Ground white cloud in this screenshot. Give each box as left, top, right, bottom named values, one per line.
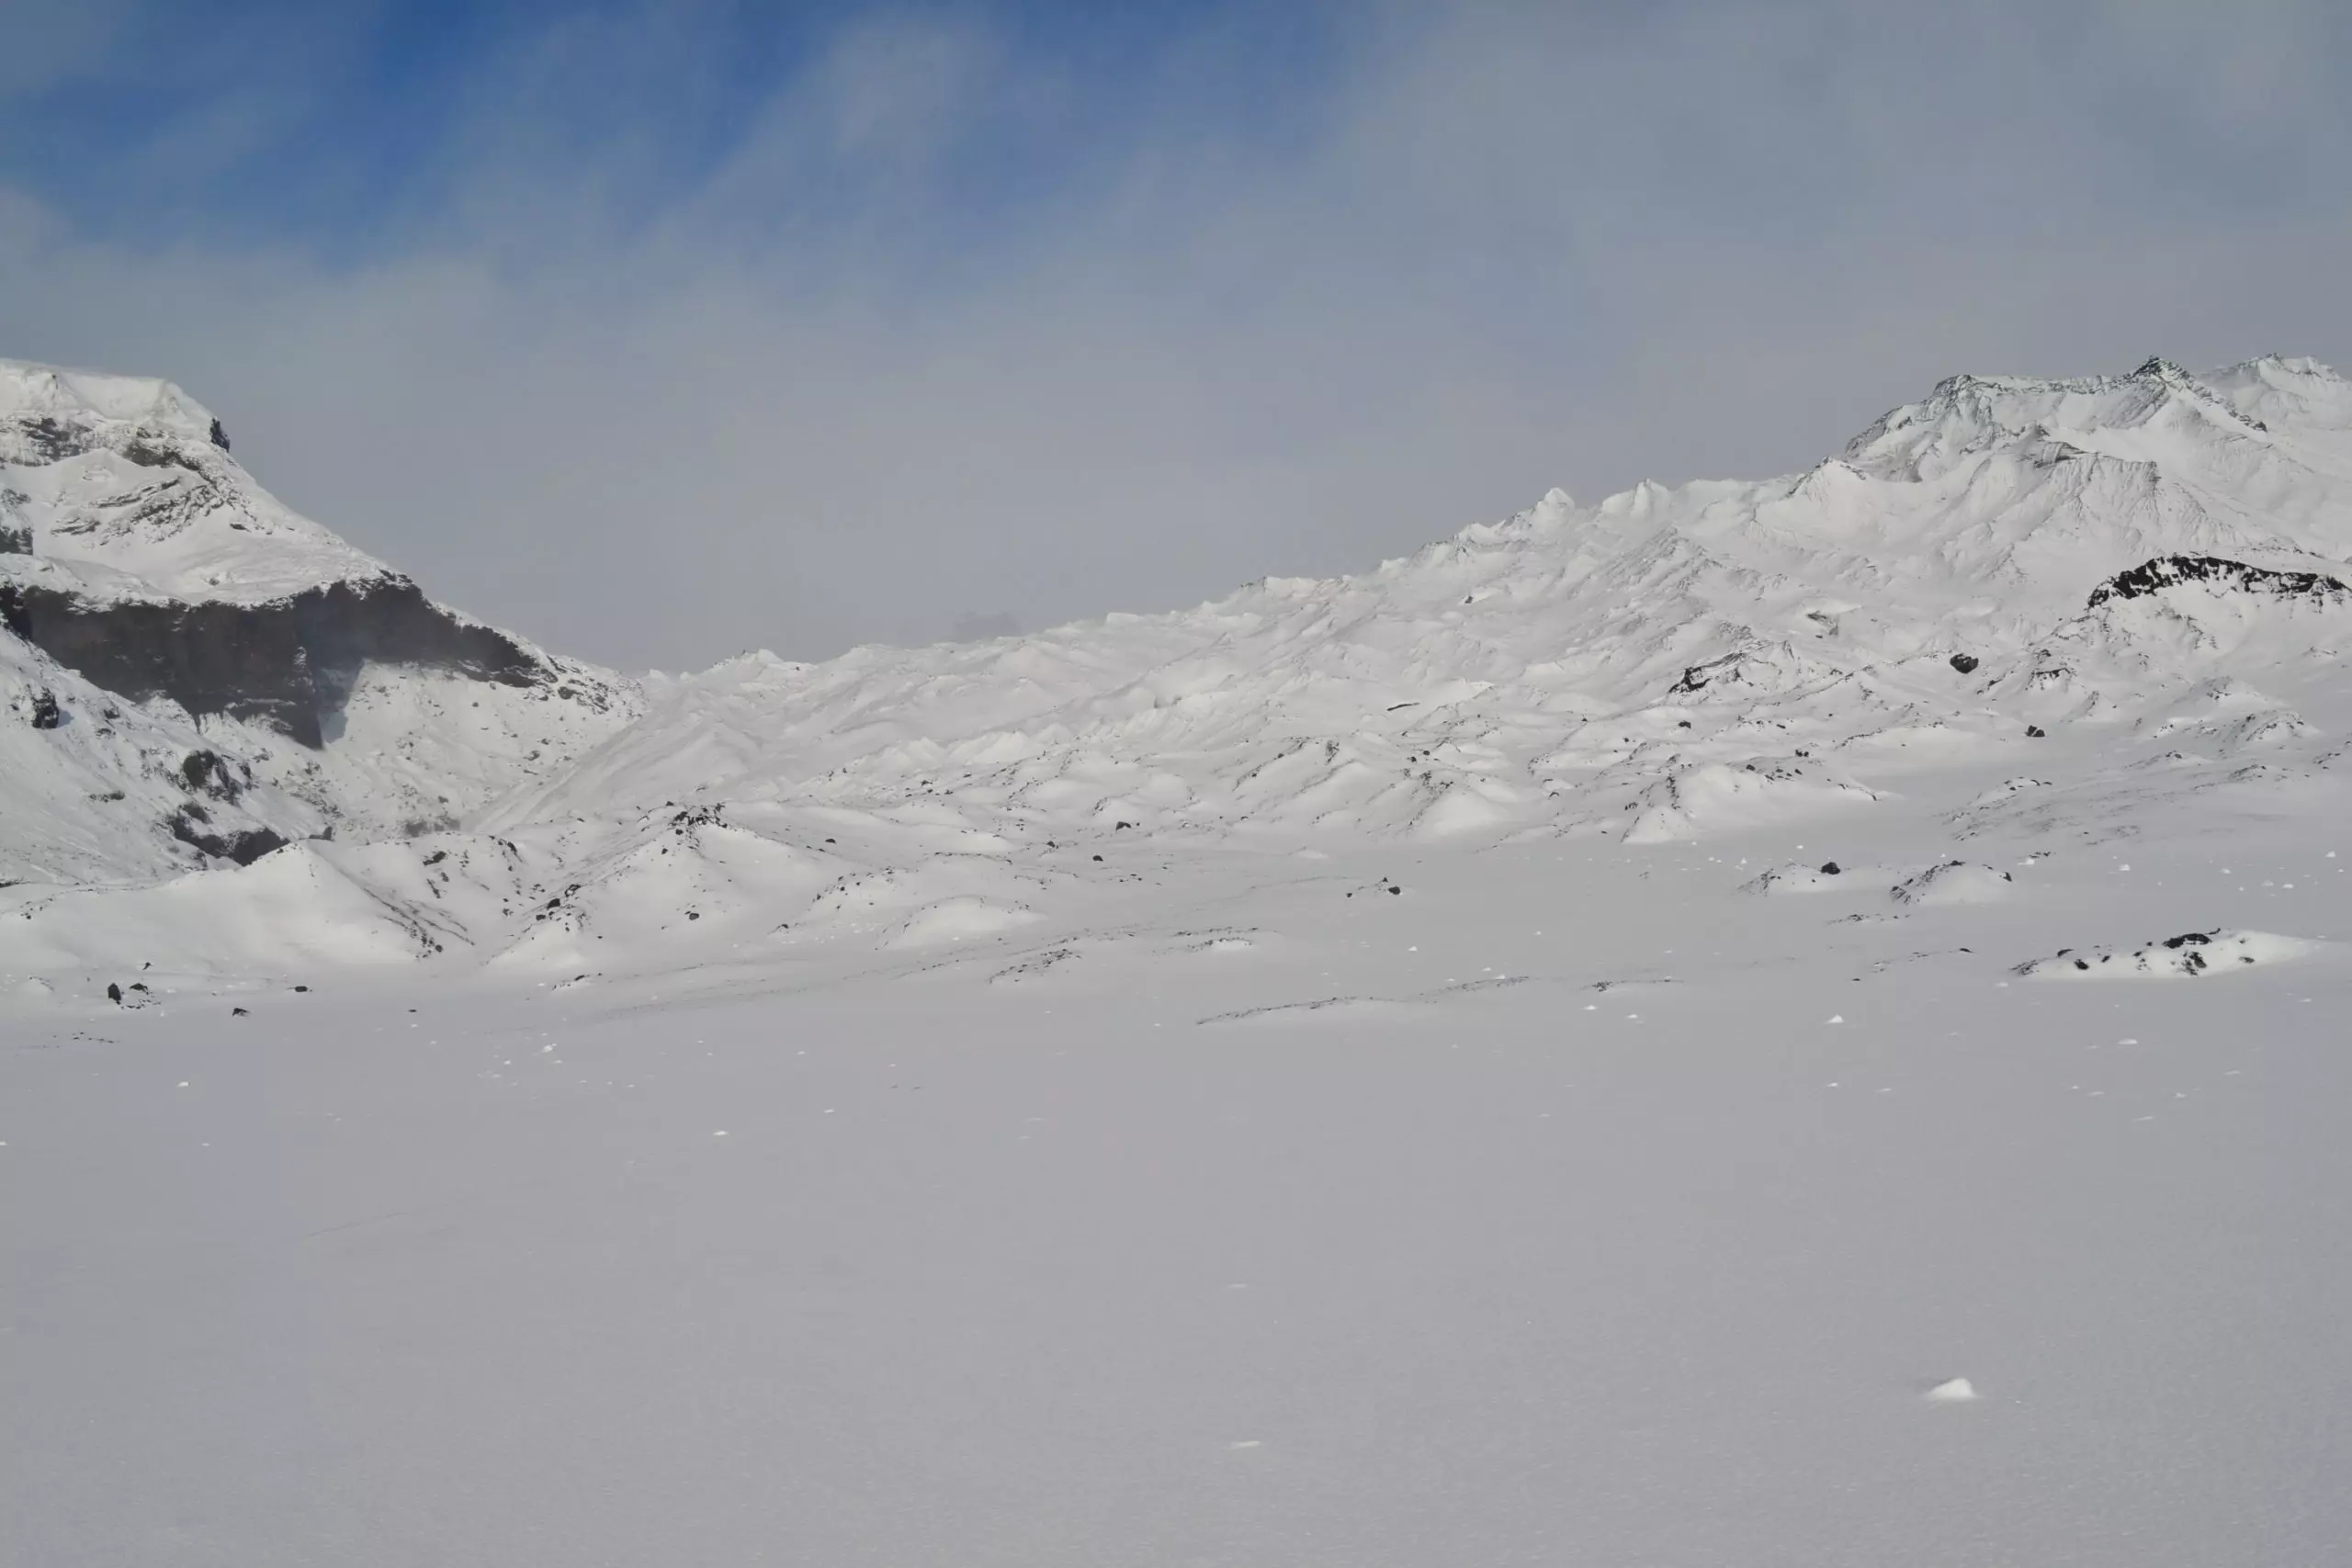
left=2, top=2, right=2346, bottom=669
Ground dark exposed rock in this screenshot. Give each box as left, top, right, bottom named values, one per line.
left=1668, top=651, right=1743, bottom=694
left=15, top=417, right=81, bottom=463
left=119, top=436, right=193, bottom=468
left=1949, top=652, right=1980, bottom=673
left=28, top=688, right=62, bottom=728
left=107, top=982, right=122, bottom=1003
left=180, top=749, right=243, bottom=798
left=209, top=418, right=231, bottom=452
left=2087, top=555, right=2349, bottom=610
left=2025, top=725, right=2046, bottom=738
left=0, top=576, right=548, bottom=748
left=167, top=804, right=288, bottom=865
left=1819, top=861, right=1841, bottom=875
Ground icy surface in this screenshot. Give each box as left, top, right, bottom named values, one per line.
left=6, top=823, right=2351, bottom=1565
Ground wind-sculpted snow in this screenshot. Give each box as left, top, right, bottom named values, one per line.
left=7, top=352, right=2352, bottom=978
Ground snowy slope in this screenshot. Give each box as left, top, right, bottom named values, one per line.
left=0, top=358, right=390, bottom=604
left=504, top=355, right=2352, bottom=838
left=7, top=353, right=2352, bottom=978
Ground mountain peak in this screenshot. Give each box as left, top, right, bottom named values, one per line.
left=0, top=357, right=221, bottom=448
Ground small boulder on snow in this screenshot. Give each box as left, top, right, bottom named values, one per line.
left=1742, top=862, right=1867, bottom=896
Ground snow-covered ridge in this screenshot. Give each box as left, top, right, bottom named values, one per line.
left=0, top=358, right=222, bottom=442
left=0, top=355, right=396, bottom=605
left=6, top=352, right=2352, bottom=979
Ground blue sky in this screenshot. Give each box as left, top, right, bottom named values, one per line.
left=6, top=2, right=1343, bottom=276
left=6, top=1, right=2350, bottom=667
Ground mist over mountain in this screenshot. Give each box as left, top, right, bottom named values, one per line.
left=6, top=348, right=2350, bottom=976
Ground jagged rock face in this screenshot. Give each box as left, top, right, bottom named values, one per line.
left=1, top=576, right=547, bottom=748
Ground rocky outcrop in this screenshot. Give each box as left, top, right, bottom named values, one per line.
left=166, top=802, right=288, bottom=865
left=2087, top=555, right=2349, bottom=609
left=0, top=576, right=550, bottom=748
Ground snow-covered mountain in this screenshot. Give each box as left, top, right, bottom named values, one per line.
left=6, top=352, right=2350, bottom=979
left=1, top=358, right=639, bottom=886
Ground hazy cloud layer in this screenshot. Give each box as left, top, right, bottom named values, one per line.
left=4, top=1, right=2347, bottom=669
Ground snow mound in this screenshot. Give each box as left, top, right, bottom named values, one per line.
left=1197, top=996, right=1417, bottom=1027
left=1742, top=862, right=1865, bottom=896
left=1625, top=760, right=1878, bottom=845
left=2014, top=929, right=2324, bottom=979
left=1890, top=861, right=2015, bottom=906
left=881, top=897, right=1043, bottom=950
left=0, top=842, right=447, bottom=976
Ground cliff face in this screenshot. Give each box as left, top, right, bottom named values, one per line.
left=3, top=576, right=550, bottom=748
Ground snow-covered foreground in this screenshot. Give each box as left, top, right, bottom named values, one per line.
left=8, top=794, right=2350, bottom=1565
